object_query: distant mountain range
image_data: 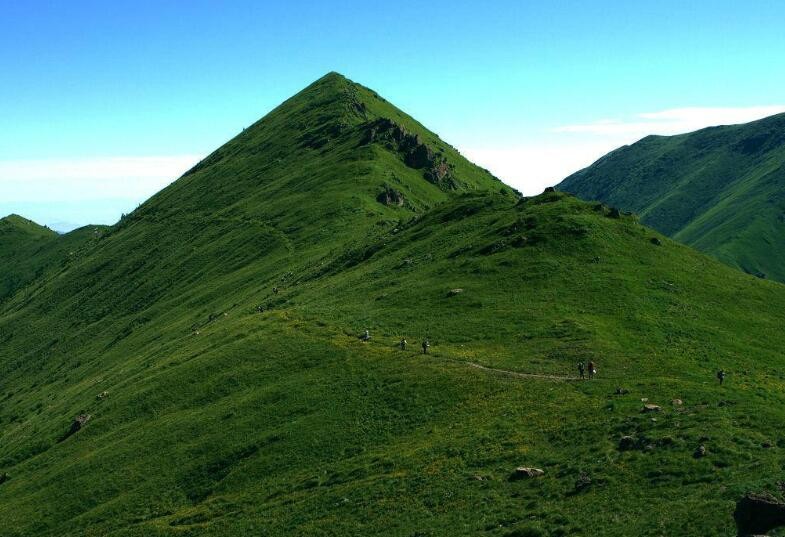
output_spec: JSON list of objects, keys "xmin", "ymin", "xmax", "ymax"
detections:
[
  {"xmin": 2, "ymin": 74, "xmax": 785, "ymax": 536},
  {"xmin": 559, "ymin": 112, "xmax": 785, "ymax": 282}
]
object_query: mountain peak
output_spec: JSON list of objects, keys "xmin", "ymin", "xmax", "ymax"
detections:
[{"xmin": 140, "ymin": 73, "xmax": 508, "ymax": 241}]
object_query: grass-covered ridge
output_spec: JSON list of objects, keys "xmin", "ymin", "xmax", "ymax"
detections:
[
  {"xmin": 558, "ymin": 112, "xmax": 785, "ymax": 282},
  {"xmin": 2, "ymin": 74, "xmax": 785, "ymax": 536}
]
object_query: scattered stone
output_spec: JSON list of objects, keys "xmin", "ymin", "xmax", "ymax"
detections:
[
  {"xmin": 650, "ymin": 237, "xmax": 662, "ymax": 246},
  {"xmin": 734, "ymin": 492, "xmax": 785, "ymax": 536},
  {"xmin": 471, "ymin": 475, "xmax": 487, "ymax": 481},
  {"xmin": 608, "ymin": 207, "xmax": 622, "ymax": 219},
  {"xmin": 71, "ymin": 414, "xmax": 91, "ymax": 432},
  {"xmin": 644, "ymin": 444, "xmax": 656, "ymax": 451},
  {"xmin": 641, "ymin": 397, "xmax": 648, "ymax": 402},
  {"xmin": 642, "ymin": 403, "xmax": 661, "ymax": 413},
  {"xmin": 96, "ymin": 391, "xmax": 109, "ymax": 400},
  {"xmin": 448, "ymin": 288, "xmax": 464, "ymax": 296},
  {"xmin": 60, "ymin": 414, "xmax": 91, "ymax": 442},
  {"xmin": 510, "ymin": 467, "xmax": 545, "ymax": 480},
  {"xmin": 574, "ymin": 472, "xmax": 592, "ymax": 492},
  {"xmin": 694, "ymin": 445, "xmax": 707, "ymax": 458},
  {"xmin": 671, "ymin": 399, "xmax": 683, "ymax": 406},
  {"xmin": 615, "ymin": 387, "xmax": 629, "ymax": 395},
  {"xmin": 619, "ymin": 436, "xmax": 638, "ymax": 451}
]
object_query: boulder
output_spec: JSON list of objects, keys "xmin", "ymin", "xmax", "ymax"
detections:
[
  {"xmin": 671, "ymin": 399, "xmax": 683, "ymax": 406},
  {"xmin": 619, "ymin": 435, "xmax": 638, "ymax": 451},
  {"xmin": 734, "ymin": 492, "xmax": 785, "ymax": 536},
  {"xmin": 510, "ymin": 467, "xmax": 545, "ymax": 480},
  {"xmin": 642, "ymin": 403, "xmax": 662, "ymax": 413},
  {"xmin": 650, "ymin": 237, "xmax": 663, "ymax": 246},
  {"xmin": 448, "ymin": 288, "xmax": 464, "ymax": 296}
]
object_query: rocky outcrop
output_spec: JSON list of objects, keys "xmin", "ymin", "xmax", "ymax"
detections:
[
  {"xmin": 364, "ymin": 118, "xmax": 458, "ymax": 190},
  {"xmin": 376, "ymin": 186, "xmax": 405, "ymax": 207},
  {"xmin": 734, "ymin": 492, "xmax": 785, "ymax": 536}
]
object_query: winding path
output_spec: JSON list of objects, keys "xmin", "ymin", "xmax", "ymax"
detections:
[{"xmin": 462, "ymin": 360, "xmax": 582, "ymax": 382}]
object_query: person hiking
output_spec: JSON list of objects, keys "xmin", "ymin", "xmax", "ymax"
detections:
[
  {"xmin": 361, "ymin": 329, "xmax": 370, "ymax": 342},
  {"xmin": 717, "ymin": 369, "xmax": 726, "ymax": 385},
  {"xmin": 422, "ymin": 339, "xmax": 430, "ymax": 355},
  {"xmin": 587, "ymin": 360, "xmax": 596, "ymax": 379},
  {"xmin": 578, "ymin": 361, "xmax": 586, "ymax": 379},
  {"xmin": 400, "ymin": 338, "xmax": 407, "ymax": 351}
]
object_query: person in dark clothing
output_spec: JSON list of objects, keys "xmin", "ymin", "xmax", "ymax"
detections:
[
  {"xmin": 578, "ymin": 362, "xmax": 586, "ymax": 379},
  {"xmin": 422, "ymin": 339, "xmax": 430, "ymax": 355},
  {"xmin": 717, "ymin": 370, "xmax": 726, "ymax": 385},
  {"xmin": 400, "ymin": 338, "xmax": 407, "ymax": 350},
  {"xmin": 587, "ymin": 361, "xmax": 597, "ymax": 379}
]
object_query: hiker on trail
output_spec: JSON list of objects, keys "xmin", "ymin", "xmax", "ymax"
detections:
[
  {"xmin": 422, "ymin": 339, "xmax": 430, "ymax": 355},
  {"xmin": 578, "ymin": 361, "xmax": 586, "ymax": 379},
  {"xmin": 587, "ymin": 361, "xmax": 596, "ymax": 379},
  {"xmin": 361, "ymin": 329, "xmax": 371, "ymax": 342},
  {"xmin": 717, "ymin": 369, "xmax": 726, "ymax": 385},
  {"xmin": 400, "ymin": 338, "xmax": 407, "ymax": 350}
]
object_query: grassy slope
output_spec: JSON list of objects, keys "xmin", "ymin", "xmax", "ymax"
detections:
[
  {"xmin": 557, "ymin": 113, "xmax": 785, "ymax": 281},
  {"xmin": 0, "ymin": 215, "xmax": 106, "ymax": 304},
  {"xmin": 2, "ymin": 76, "xmax": 785, "ymax": 536}
]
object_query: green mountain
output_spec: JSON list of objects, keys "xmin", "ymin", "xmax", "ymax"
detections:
[
  {"xmin": 3, "ymin": 74, "xmax": 785, "ymax": 537},
  {"xmin": 558, "ymin": 113, "xmax": 785, "ymax": 282}
]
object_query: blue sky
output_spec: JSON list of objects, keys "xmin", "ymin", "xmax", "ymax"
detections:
[{"xmin": 2, "ymin": 0, "xmax": 785, "ymax": 230}]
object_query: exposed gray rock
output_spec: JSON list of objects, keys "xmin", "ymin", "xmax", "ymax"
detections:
[{"xmin": 510, "ymin": 467, "xmax": 545, "ymax": 480}]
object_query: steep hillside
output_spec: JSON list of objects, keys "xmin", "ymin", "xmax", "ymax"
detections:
[
  {"xmin": 2, "ymin": 75, "xmax": 785, "ymax": 537},
  {"xmin": 558, "ymin": 112, "xmax": 785, "ymax": 282}
]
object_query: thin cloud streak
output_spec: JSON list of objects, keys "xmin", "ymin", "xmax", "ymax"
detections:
[{"xmin": 553, "ymin": 105, "xmax": 785, "ymax": 137}]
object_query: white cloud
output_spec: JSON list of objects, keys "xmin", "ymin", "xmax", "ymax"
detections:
[
  {"xmin": 0, "ymin": 155, "xmax": 202, "ymax": 203},
  {"xmin": 462, "ymin": 140, "xmax": 626, "ymax": 195},
  {"xmin": 464, "ymin": 105, "xmax": 785, "ymax": 195}
]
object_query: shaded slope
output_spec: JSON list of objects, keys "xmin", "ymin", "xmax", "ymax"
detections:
[
  {"xmin": 558, "ymin": 112, "xmax": 785, "ymax": 281},
  {"xmin": 2, "ymin": 76, "xmax": 785, "ymax": 537}
]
